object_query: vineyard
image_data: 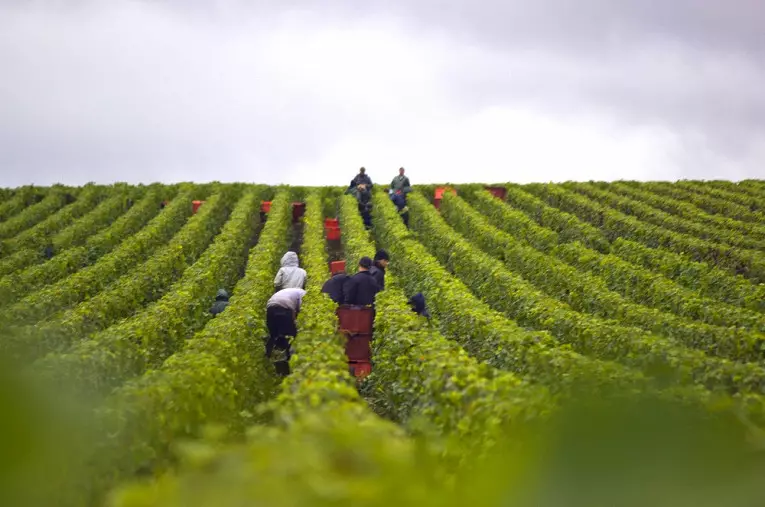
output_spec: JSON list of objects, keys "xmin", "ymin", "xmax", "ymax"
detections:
[{"xmin": 1, "ymin": 179, "xmax": 765, "ymax": 506}]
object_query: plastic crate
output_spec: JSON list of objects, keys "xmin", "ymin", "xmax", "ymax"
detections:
[
  {"xmin": 292, "ymin": 202, "xmax": 306, "ymax": 222},
  {"xmin": 349, "ymin": 362, "xmax": 372, "ymax": 378},
  {"xmin": 326, "ymin": 226, "xmax": 341, "ymax": 240},
  {"xmin": 485, "ymin": 186, "xmax": 507, "ymax": 200},
  {"xmin": 330, "ymin": 260, "xmax": 346, "ymax": 275},
  {"xmin": 434, "ymin": 186, "xmax": 456, "ymax": 199},
  {"xmin": 336, "ymin": 306, "xmax": 374, "ymax": 334},
  {"xmin": 345, "ymin": 335, "xmax": 371, "ymax": 362}
]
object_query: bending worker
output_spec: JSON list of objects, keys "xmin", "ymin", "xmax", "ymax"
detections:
[
  {"xmin": 274, "ymin": 251, "xmax": 307, "ymax": 290},
  {"xmin": 265, "ymin": 287, "xmax": 306, "ymax": 374}
]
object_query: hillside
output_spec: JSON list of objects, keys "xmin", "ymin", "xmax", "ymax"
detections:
[{"xmin": 1, "ymin": 179, "xmax": 765, "ymax": 506}]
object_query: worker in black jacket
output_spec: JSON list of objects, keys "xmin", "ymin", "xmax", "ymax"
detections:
[
  {"xmin": 343, "ymin": 256, "xmax": 380, "ymax": 306},
  {"xmin": 369, "ymin": 250, "xmax": 389, "ymax": 290}
]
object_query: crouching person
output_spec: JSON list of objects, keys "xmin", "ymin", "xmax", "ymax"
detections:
[{"xmin": 265, "ymin": 287, "xmax": 306, "ymax": 376}]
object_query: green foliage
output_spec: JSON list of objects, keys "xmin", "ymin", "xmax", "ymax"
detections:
[
  {"xmin": 0, "ymin": 188, "xmax": 194, "ymax": 329},
  {"xmin": 31, "ymin": 187, "xmax": 268, "ymax": 399},
  {"xmin": 3, "ymin": 189, "xmax": 236, "ymax": 363},
  {"xmin": 611, "ymin": 237, "xmax": 765, "ymax": 312},
  {"xmin": 564, "ymin": 181, "xmax": 765, "ymax": 251},
  {"xmin": 0, "ymin": 186, "xmax": 48, "ymax": 222},
  {"xmin": 663, "ymin": 180, "xmax": 765, "ymax": 222},
  {"xmin": 0, "ymin": 185, "xmax": 80, "ymax": 241},
  {"xmin": 438, "ymin": 193, "xmax": 765, "ymax": 363},
  {"xmin": 409, "ymin": 191, "xmax": 765, "ymax": 396},
  {"xmin": 0, "ymin": 187, "xmax": 168, "ymax": 308},
  {"xmin": 47, "ymin": 191, "xmax": 293, "ymax": 506},
  {"xmin": 609, "ymin": 181, "xmax": 765, "ymax": 244},
  {"xmin": 371, "ymin": 188, "xmax": 647, "ymax": 394},
  {"xmin": 462, "ymin": 188, "xmax": 559, "ymax": 251},
  {"xmin": 524, "ymin": 183, "xmax": 765, "ymax": 284}
]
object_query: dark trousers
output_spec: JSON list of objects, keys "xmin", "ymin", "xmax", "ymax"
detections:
[
  {"xmin": 265, "ymin": 306, "xmax": 296, "ymax": 373},
  {"xmin": 267, "ymin": 305, "xmax": 296, "ymax": 338}
]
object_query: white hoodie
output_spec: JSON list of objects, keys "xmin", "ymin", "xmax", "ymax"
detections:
[{"xmin": 274, "ymin": 251, "xmax": 307, "ymax": 290}]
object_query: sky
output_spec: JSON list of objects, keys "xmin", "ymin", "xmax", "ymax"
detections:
[{"xmin": 0, "ymin": 0, "xmax": 763, "ymax": 187}]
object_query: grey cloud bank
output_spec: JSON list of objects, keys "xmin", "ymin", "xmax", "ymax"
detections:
[{"xmin": 0, "ymin": 1, "xmax": 763, "ymax": 187}]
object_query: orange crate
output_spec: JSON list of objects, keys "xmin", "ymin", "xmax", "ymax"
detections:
[
  {"xmin": 330, "ymin": 260, "xmax": 346, "ymax": 275},
  {"xmin": 350, "ymin": 362, "xmax": 372, "ymax": 378},
  {"xmin": 345, "ymin": 335, "xmax": 371, "ymax": 362},
  {"xmin": 434, "ymin": 186, "xmax": 456, "ymax": 200},
  {"xmin": 292, "ymin": 202, "xmax": 306, "ymax": 222},
  {"xmin": 326, "ymin": 226, "xmax": 341, "ymax": 240},
  {"xmin": 336, "ymin": 306, "xmax": 374, "ymax": 334}
]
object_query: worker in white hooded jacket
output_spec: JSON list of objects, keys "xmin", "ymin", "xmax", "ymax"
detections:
[{"xmin": 274, "ymin": 251, "xmax": 307, "ymax": 291}]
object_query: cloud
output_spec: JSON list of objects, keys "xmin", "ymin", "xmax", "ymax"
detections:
[{"xmin": 0, "ymin": 0, "xmax": 763, "ymax": 187}]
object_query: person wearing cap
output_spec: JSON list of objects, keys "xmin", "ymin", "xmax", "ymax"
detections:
[
  {"xmin": 408, "ymin": 292, "xmax": 431, "ymax": 319},
  {"xmin": 350, "ymin": 167, "xmax": 373, "ymax": 189},
  {"xmin": 342, "ymin": 256, "xmax": 381, "ymax": 306},
  {"xmin": 369, "ymin": 250, "xmax": 389, "ymax": 290}
]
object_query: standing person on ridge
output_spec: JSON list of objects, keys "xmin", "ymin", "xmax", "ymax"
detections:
[
  {"xmin": 390, "ymin": 167, "xmax": 412, "ymax": 196},
  {"xmin": 350, "ymin": 167, "xmax": 373, "ymax": 189},
  {"xmin": 343, "ymin": 256, "xmax": 381, "ymax": 306},
  {"xmin": 274, "ymin": 251, "xmax": 307, "ymax": 291},
  {"xmin": 369, "ymin": 250, "xmax": 389, "ymax": 290}
]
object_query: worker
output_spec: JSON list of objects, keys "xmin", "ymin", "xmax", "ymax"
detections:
[
  {"xmin": 390, "ymin": 167, "xmax": 412, "ymax": 195},
  {"xmin": 408, "ymin": 292, "xmax": 431, "ymax": 319},
  {"xmin": 343, "ymin": 257, "xmax": 380, "ymax": 306},
  {"xmin": 274, "ymin": 251, "xmax": 307, "ymax": 291},
  {"xmin": 322, "ymin": 272, "xmax": 349, "ymax": 304},
  {"xmin": 369, "ymin": 250, "xmax": 389, "ymax": 290},
  {"xmin": 265, "ymin": 287, "xmax": 306, "ymax": 375},
  {"xmin": 391, "ymin": 192, "xmax": 410, "ymax": 228},
  {"xmin": 42, "ymin": 244, "xmax": 55, "ymax": 260},
  {"xmin": 350, "ymin": 167, "xmax": 373, "ymax": 189},
  {"xmin": 209, "ymin": 288, "xmax": 230, "ymax": 316},
  {"xmin": 347, "ymin": 183, "xmax": 373, "ymax": 229}
]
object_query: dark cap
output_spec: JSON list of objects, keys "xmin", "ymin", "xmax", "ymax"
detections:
[
  {"xmin": 374, "ymin": 249, "xmax": 389, "ymax": 262},
  {"xmin": 359, "ymin": 256, "xmax": 373, "ymax": 269}
]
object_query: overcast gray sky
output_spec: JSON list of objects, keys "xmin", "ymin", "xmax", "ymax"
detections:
[{"xmin": 1, "ymin": 1, "xmax": 763, "ymax": 187}]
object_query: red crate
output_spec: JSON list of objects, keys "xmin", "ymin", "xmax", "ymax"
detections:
[
  {"xmin": 434, "ymin": 186, "xmax": 456, "ymax": 200},
  {"xmin": 326, "ymin": 226, "xmax": 341, "ymax": 240},
  {"xmin": 325, "ymin": 218, "xmax": 339, "ymax": 227},
  {"xmin": 485, "ymin": 186, "xmax": 507, "ymax": 200},
  {"xmin": 350, "ymin": 362, "xmax": 372, "ymax": 378},
  {"xmin": 192, "ymin": 200, "xmax": 205, "ymax": 214},
  {"xmin": 345, "ymin": 335, "xmax": 371, "ymax": 362},
  {"xmin": 292, "ymin": 202, "xmax": 306, "ymax": 222},
  {"xmin": 330, "ymin": 260, "xmax": 346, "ymax": 275},
  {"xmin": 336, "ymin": 306, "xmax": 374, "ymax": 334},
  {"xmin": 260, "ymin": 201, "xmax": 272, "ymax": 213}
]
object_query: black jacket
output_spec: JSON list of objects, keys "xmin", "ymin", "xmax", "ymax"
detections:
[
  {"xmin": 210, "ymin": 289, "xmax": 230, "ymax": 316},
  {"xmin": 369, "ymin": 263, "xmax": 385, "ymax": 290},
  {"xmin": 342, "ymin": 271, "xmax": 380, "ymax": 306},
  {"xmin": 351, "ymin": 173, "xmax": 373, "ymax": 188},
  {"xmin": 321, "ymin": 273, "xmax": 349, "ymax": 304}
]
